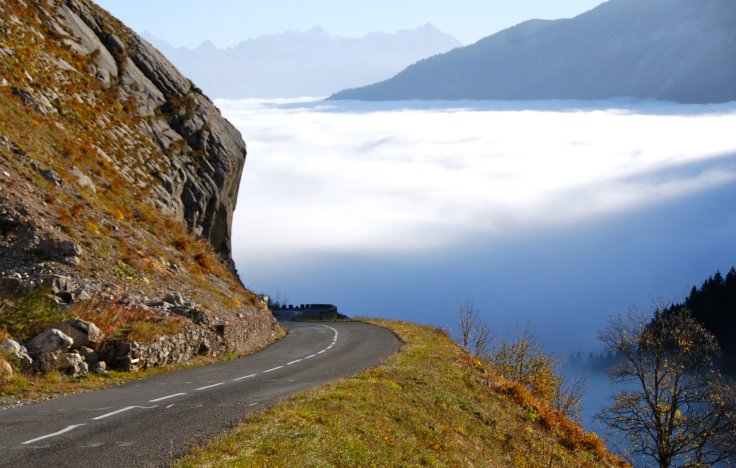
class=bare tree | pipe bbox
[599,308,736,467]
[553,370,587,421]
[455,298,492,358]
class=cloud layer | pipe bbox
[222,99,736,261]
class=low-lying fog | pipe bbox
[222,97,736,431]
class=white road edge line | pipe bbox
[263,366,283,373]
[317,350,326,354]
[21,424,87,445]
[195,382,225,391]
[149,393,186,403]
[304,354,316,359]
[287,359,302,365]
[233,373,257,381]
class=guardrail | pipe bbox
[272,304,342,320]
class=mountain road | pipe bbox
[0,321,401,467]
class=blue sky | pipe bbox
[94,0,606,47]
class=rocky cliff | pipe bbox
[0,0,279,372]
[59,0,244,260]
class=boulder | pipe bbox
[79,346,100,367]
[42,274,73,294]
[47,319,103,349]
[41,274,74,303]
[71,166,96,193]
[99,340,141,372]
[172,304,209,325]
[1,338,33,370]
[0,359,12,382]
[39,237,83,259]
[0,276,25,295]
[33,352,58,373]
[163,292,185,306]
[1,338,23,356]
[58,352,85,375]
[40,168,63,186]
[26,328,74,355]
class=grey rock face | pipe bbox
[56,0,247,261]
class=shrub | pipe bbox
[0,288,68,340]
[125,317,185,344]
[70,299,185,343]
[70,299,151,336]
[194,252,213,274]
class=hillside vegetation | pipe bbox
[179,320,626,467]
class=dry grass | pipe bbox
[177,320,627,467]
[69,299,185,344]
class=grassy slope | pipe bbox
[178,320,626,467]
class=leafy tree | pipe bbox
[599,308,736,467]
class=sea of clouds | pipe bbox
[221,98,736,352]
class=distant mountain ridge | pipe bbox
[144,25,461,98]
[331,0,736,103]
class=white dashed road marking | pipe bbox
[149,393,186,403]
[233,374,256,381]
[18,323,341,447]
[21,424,87,445]
[195,382,224,391]
[93,406,158,421]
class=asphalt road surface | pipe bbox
[0,321,401,467]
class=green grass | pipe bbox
[177,320,626,467]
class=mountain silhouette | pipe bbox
[144,24,460,98]
[331,0,736,103]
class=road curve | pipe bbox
[0,321,401,467]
